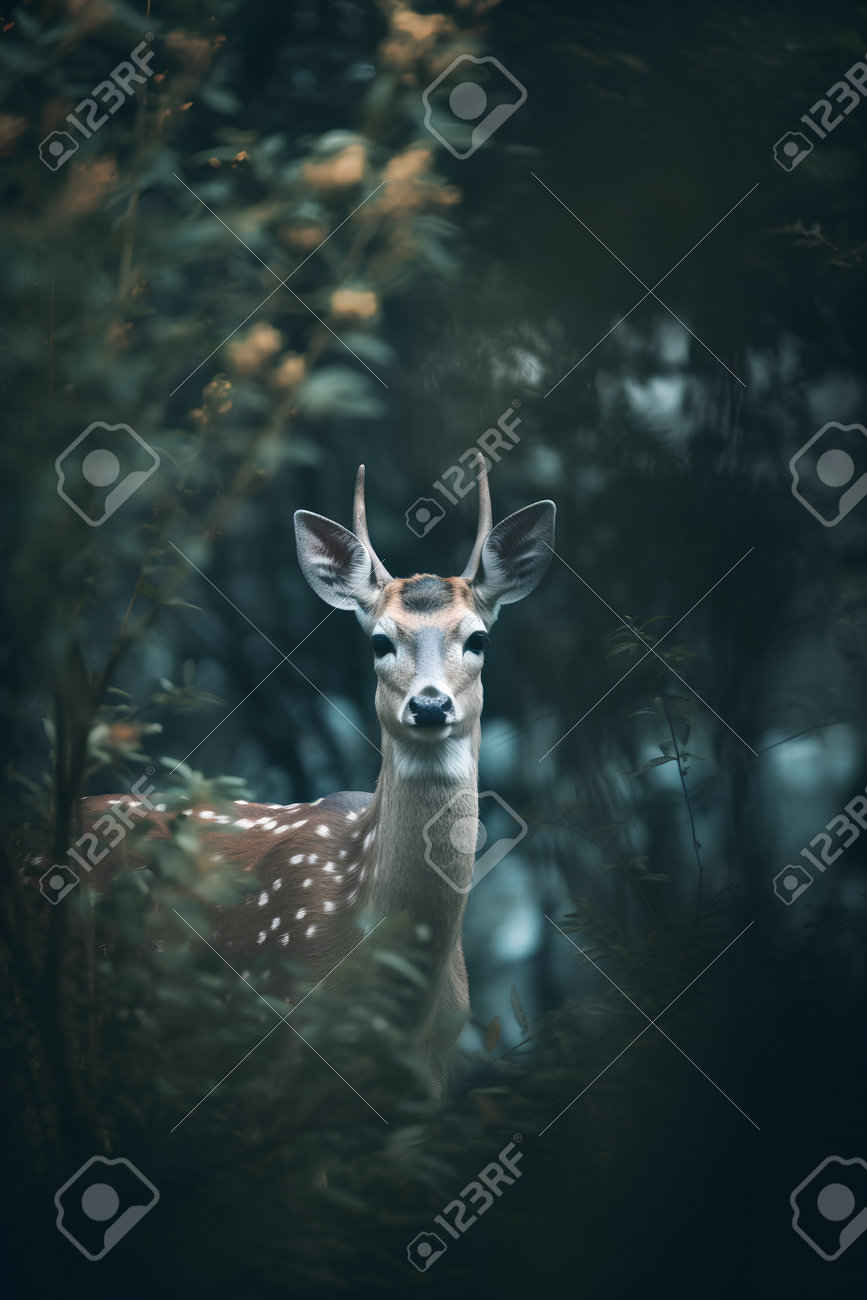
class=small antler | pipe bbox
[353,465,393,586]
[460,452,492,581]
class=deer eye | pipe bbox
[464,631,489,655]
[371,634,396,659]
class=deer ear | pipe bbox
[472,501,556,619]
[294,511,381,614]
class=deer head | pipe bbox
[294,459,556,768]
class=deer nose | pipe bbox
[408,693,453,727]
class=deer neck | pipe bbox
[359,727,480,956]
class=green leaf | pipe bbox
[371,950,428,989]
[618,755,679,778]
[484,1016,501,1052]
[510,985,529,1034]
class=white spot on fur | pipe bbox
[258,891,269,906]
[296,909,306,920]
[272,879,282,889]
[323,900,335,912]
[235,800,248,805]
[198,810,216,819]
[323,863,335,872]
[235,818,254,828]
[334,875,343,883]
[315,824,331,838]
[307,854,318,864]
[346,811,358,822]
[257,931,266,944]
[291,820,307,829]
[270,916,280,930]
[262,819,278,830]
[274,825,289,834]
[280,933,289,946]
[305,925,316,937]
[215,814,231,824]
[338,850,348,859]
[363,830,375,850]
[290,854,304,865]
[155,803,167,812]
[347,863,358,873]
[303,878,312,887]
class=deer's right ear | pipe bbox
[294,511,381,615]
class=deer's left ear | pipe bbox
[472,501,556,619]
[294,510,381,619]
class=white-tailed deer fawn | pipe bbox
[39,460,555,1090]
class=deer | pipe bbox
[27,459,556,1093]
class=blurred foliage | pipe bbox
[1,0,867,1295]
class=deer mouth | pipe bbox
[406,715,456,736]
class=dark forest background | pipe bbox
[1,0,866,1296]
